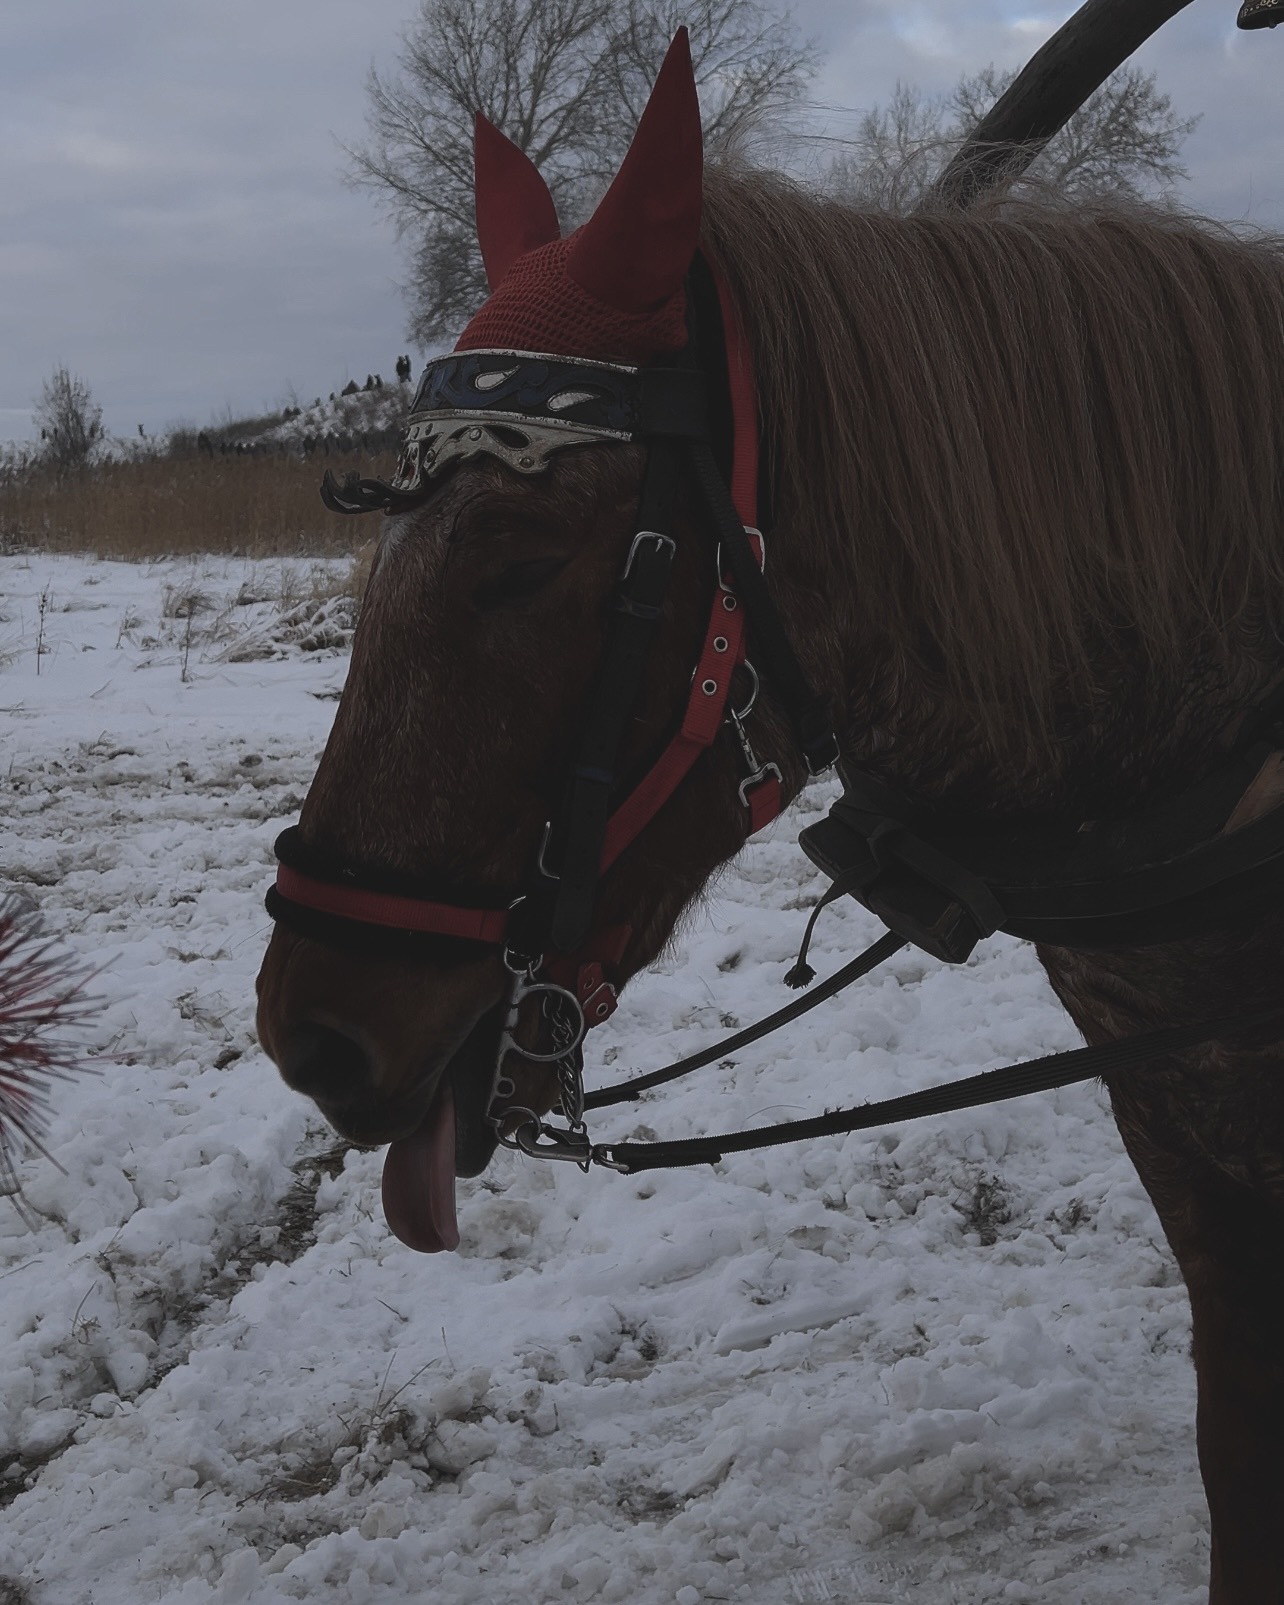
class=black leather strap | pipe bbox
[585,931,906,1109]
[544,441,685,953]
[803,732,1284,957]
[598,1001,1284,1173]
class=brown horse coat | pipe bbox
[258,167,1284,1602]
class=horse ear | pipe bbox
[567,28,703,314]
[474,114,561,290]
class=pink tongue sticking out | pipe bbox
[382,1079,461,1252]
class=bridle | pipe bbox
[266,259,1284,1178]
[266,258,840,1163]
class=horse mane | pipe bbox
[700,170,1284,758]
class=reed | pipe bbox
[0,448,392,559]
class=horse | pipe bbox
[255,29,1284,1603]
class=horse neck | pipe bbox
[763,487,1283,822]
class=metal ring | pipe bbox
[701,678,718,696]
[502,946,539,978]
[713,636,729,653]
[491,1106,543,1143]
[499,981,587,1063]
[590,1145,632,1173]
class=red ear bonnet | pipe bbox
[457,29,703,362]
[473,114,561,289]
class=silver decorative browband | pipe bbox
[320,348,706,516]
[393,348,638,493]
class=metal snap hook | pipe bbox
[512,1120,593,1167]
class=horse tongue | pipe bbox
[381,1080,460,1253]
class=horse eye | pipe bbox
[471,557,569,612]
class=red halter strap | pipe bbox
[270,268,784,1010]
[272,864,510,946]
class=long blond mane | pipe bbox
[700,172,1284,748]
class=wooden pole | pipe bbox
[933,0,1198,210]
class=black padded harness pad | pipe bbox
[801,739,1284,962]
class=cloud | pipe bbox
[1,0,414,439]
[792,0,1284,227]
[2,0,1281,441]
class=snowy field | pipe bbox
[0,553,1209,1604]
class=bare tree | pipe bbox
[829,64,1199,212]
[34,366,103,470]
[348,0,816,345]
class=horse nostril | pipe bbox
[278,1021,373,1103]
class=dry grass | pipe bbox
[0,449,394,559]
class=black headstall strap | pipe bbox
[539,442,686,955]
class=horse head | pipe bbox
[255,33,808,1251]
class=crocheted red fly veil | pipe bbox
[457,29,703,364]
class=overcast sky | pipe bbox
[3,0,1281,444]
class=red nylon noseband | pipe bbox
[273,864,510,946]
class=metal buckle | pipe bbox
[623,529,676,579]
[717,527,766,592]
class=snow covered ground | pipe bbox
[0,553,1209,1604]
